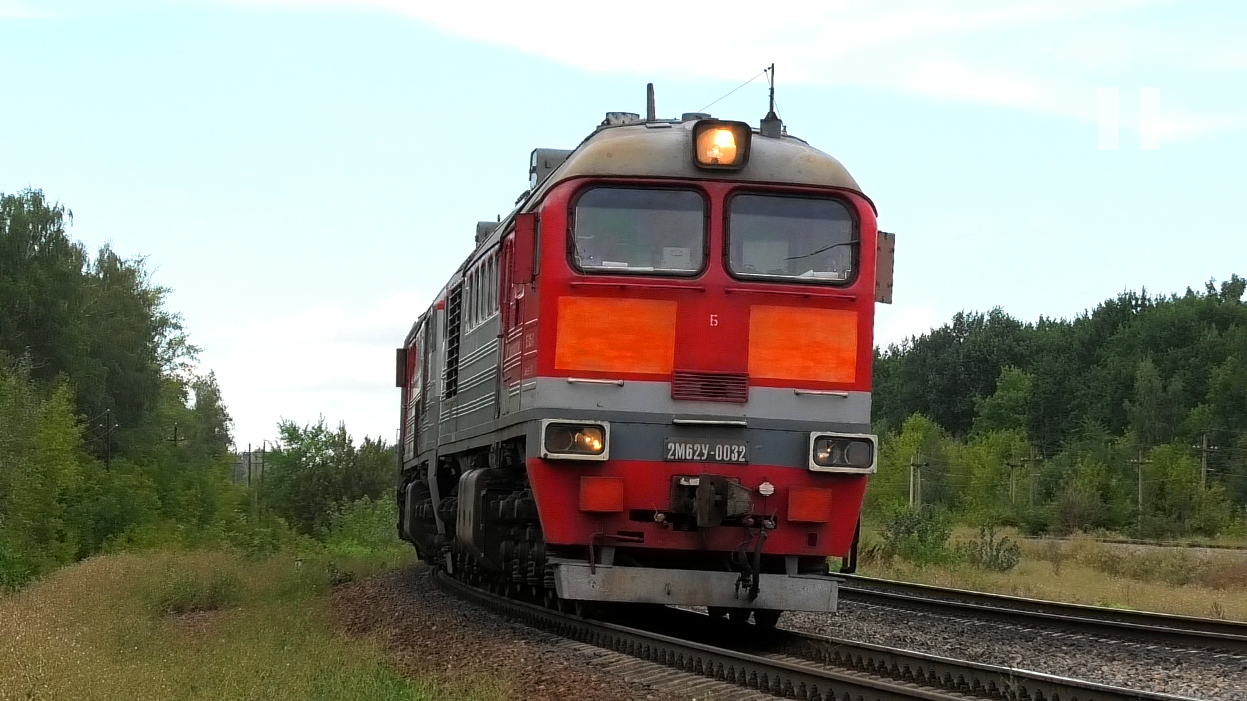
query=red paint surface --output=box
[529,457,868,557]
[521,178,879,393]
[501,176,879,561]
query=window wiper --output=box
[784,240,855,261]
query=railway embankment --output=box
[0,551,486,701]
[332,564,687,701]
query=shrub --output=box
[879,505,955,565]
[956,526,1022,572]
[321,497,406,560]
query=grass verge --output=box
[0,550,503,701]
[859,529,1247,621]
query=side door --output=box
[499,213,538,416]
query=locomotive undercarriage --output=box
[399,438,837,626]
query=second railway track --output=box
[433,569,1202,701]
[838,574,1247,655]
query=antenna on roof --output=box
[760,63,783,138]
[646,83,656,122]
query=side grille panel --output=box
[671,371,748,403]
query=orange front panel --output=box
[555,297,677,375]
[748,305,857,383]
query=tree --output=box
[1124,358,1183,450]
[0,356,86,586]
[972,366,1033,435]
[188,372,233,460]
[261,418,396,535]
[1,189,198,458]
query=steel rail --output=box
[432,570,1197,701]
[839,574,1247,654]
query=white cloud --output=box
[202,291,425,447]
[874,304,939,349]
[218,0,1242,139]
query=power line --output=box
[697,68,769,113]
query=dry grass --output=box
[862,532,1247,621]
[0,550,501,701]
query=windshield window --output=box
[571,188,705,275]
[727,195,855,283]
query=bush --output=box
[879,505,955,565]
[956,525,1022,572]
[320,497,406,560]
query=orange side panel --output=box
[748,306,857,383]
[555,297,677,375]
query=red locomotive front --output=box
[397,103,893,624]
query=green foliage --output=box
[878,505,955,565]
[956,525,1021,572]
[1,189,407,591]
[321,497,407,560]
[1,189,199,457]
[0,356,86,587]
[261,418,396,535]
[972,367,1032,435]
[870,276,1247,540]
[867,414,947,512]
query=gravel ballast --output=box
[783,601,1247,701]
[333,564,691,701]
[333,563,1246,700]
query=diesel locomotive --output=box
[396,86,895,625]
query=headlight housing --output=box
[692,120,752,170]
[540,419,609,461]
[808,432,877,473]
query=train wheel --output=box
[707,607,729,619]
[728,609,750,623]
[752,609,782,628]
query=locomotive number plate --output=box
[664,439,749,464]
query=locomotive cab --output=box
[398,105,893,622]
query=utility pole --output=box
[101,409,117,471]
[167,422,184,448]
[1192,433,1219,491]
[1004,460,1020,506]
[1129,451,1153,533]
[1021,445,1041,509]
[909,454,929,508]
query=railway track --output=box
[839,574,1247,654]
[434,570,1198,701]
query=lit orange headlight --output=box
[692,120,752,169]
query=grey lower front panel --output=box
[552,562,839,611]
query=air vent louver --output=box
[671,371,748,403]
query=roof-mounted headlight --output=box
[809,433,877,473]
[540,419,609,461]
[692,120,752,170]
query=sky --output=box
[3,0,1246,449]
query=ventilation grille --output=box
[671,371,749,403]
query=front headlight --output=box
[692,120,752,169]
[541,420,609,461]
[809,433,877,473]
